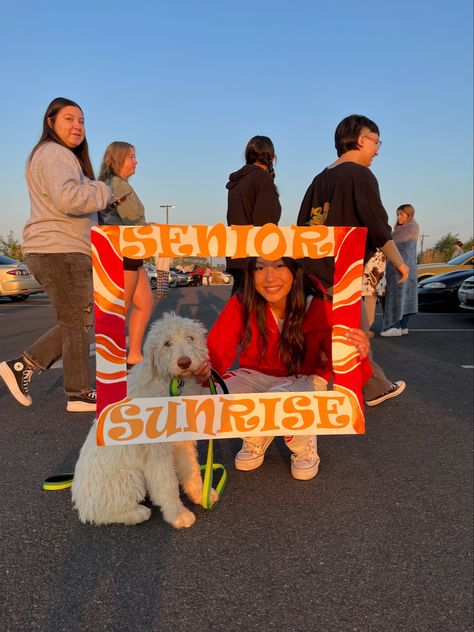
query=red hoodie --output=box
[207,294,334,382]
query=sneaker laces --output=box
[21,367,34,395]
[241,437,266,455]
[292,439,317,462]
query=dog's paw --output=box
[119,505,152,525]
[185,486,219,505]
[171,509,196,529]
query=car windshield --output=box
[0,255,18,265]
[447,251,473,265]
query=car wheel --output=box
[9,294,29,302]
[150,278,157,290]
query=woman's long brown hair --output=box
[28,97,95,179]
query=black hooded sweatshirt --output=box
[226,164,281,270]
[296,162,393,288]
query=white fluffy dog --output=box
[72,312,214,528]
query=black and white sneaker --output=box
[0,357,35,406]
[365,380,406,407]
[67,389,97,412]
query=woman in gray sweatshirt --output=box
[0,97,113,413]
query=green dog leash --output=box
[169,369,227,510]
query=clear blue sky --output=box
[1,0,472,250]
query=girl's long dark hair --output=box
[241,257,318,376]
[28,97,96,179]
[245,135,276,180]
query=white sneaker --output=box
[235,436,273,471]
[401,328,409,335]
[380,327,402,337]
[286,436,320,481]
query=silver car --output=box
[0,255,43,301]
[144,263,158,290]
[458,275,474,310]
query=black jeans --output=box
[24,253,94,396]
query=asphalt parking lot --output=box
[0,287,472,632]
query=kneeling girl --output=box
[199,257,370,480]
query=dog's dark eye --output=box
[164,341,172,347]
[185,336,194,342]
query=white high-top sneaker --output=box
[285,435,320,480]
[235,436,274,471]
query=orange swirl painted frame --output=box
[91,223,367,445]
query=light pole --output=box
[159,204,175,225]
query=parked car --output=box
[418,269,474,311]
[458,275,474,311]
[0,255,43,301]
[169,268,193,287]
[144,263,157,290]
[417,250,474,281]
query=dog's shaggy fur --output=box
[72,312,214,528]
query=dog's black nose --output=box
[177,356,192,370]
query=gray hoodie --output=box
[23,142,111,256]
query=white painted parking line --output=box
[407,329,474,332]
[461,365,474,369]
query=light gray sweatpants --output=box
[222,369,327,453]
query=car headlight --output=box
[421,282,447,289]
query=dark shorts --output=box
[123,257,143,271]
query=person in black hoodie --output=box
[226,135,281,294]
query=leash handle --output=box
[200,440,227,510]
[43,473,74,491]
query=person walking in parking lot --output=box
[203,266,212,286]
[452,240,464,257]
[0,97,115,412]
[99,141,154,370]
[297,114,409,407]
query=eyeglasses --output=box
[362,135,382,151]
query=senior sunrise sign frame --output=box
[91,223,367,446]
